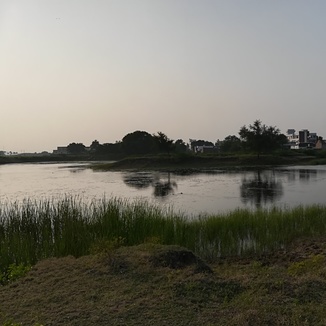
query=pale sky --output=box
[1,0,326,153]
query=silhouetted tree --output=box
[67,142,86,154]
[239,120,287,157]
[90,140,100,152]
[153,131,174,154]
[174,139,189,153]
[122,130,155,155]
[96,142,122,155]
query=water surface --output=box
[0,162,326,216]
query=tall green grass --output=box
[1,197,326,273]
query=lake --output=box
[0,162,326,216]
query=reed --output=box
[1,197,326,274]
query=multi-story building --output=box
[286,129,299,149]
[287,129,322,149]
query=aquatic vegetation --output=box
[1,197,326,273]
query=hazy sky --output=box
[1,0,326,152]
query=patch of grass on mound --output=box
[2,242,326,325]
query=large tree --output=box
[67,142,86,154]
[239,120,287,157]
[122,130,155,155]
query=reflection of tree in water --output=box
[123,172,154,189]
[122,172,178,197]
[240,170,283,208]
[152,173,177,197]
[69,168,85,174]
[299,169,317,183]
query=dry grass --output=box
[2,239,326,325]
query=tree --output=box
[153,131,174,154]
[239,120,287,157]
[95,142,122,155]
[122,131,155,155]
[174,139,189,153]
[90,140,100,152]
[67,142,86,154]
[220,135,242,152]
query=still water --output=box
[0,162,326,216]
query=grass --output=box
[2,241,326,325]
[1,196,326,279]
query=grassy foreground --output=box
[2,198,326,325]
[1,197,326,271]
[1,240,326,325]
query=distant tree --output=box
[67,142,86,154]
[90,140,100,152]
[174,139,189,153]
[220,135,242,152]
[97,142,122,154]
[122,131,155,155]
[153,132,174,154]
[239,120,287,157]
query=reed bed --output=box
[1,197,326,273]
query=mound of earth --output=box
[2,240,326,325]
[0,245,216,326]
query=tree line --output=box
[66,120,288,157]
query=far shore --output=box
[90,153,326,171]
[1,151,326,170]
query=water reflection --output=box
[123,172,154,189]
[1,163,326,215]
[240,170,283,208]
[279,167,324,184]
[152,173,177,197]
[299,169,317,183]
[123,171,177,197]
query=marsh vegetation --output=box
[2,197,326,279]
[2,196,326,325]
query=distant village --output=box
[51,127,326,155]
[1,127,326,156]
[285,129,326,150]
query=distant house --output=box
[315,138,326,150]
[286,129,299,149]
[53,146,68,154]
[287,128,322,149]
[52,146,91,154]
[194,145,219,153]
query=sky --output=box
[1,0,326,153]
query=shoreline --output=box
[90,153,325,171]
